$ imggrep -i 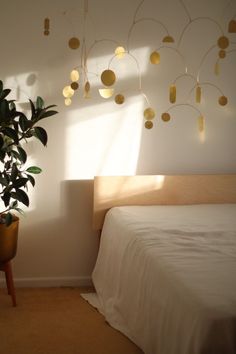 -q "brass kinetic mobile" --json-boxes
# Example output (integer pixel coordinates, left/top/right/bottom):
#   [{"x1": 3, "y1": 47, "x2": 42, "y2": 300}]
[{"x1": 43, "y1": 0, "x2": 236, "y2": 132}]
